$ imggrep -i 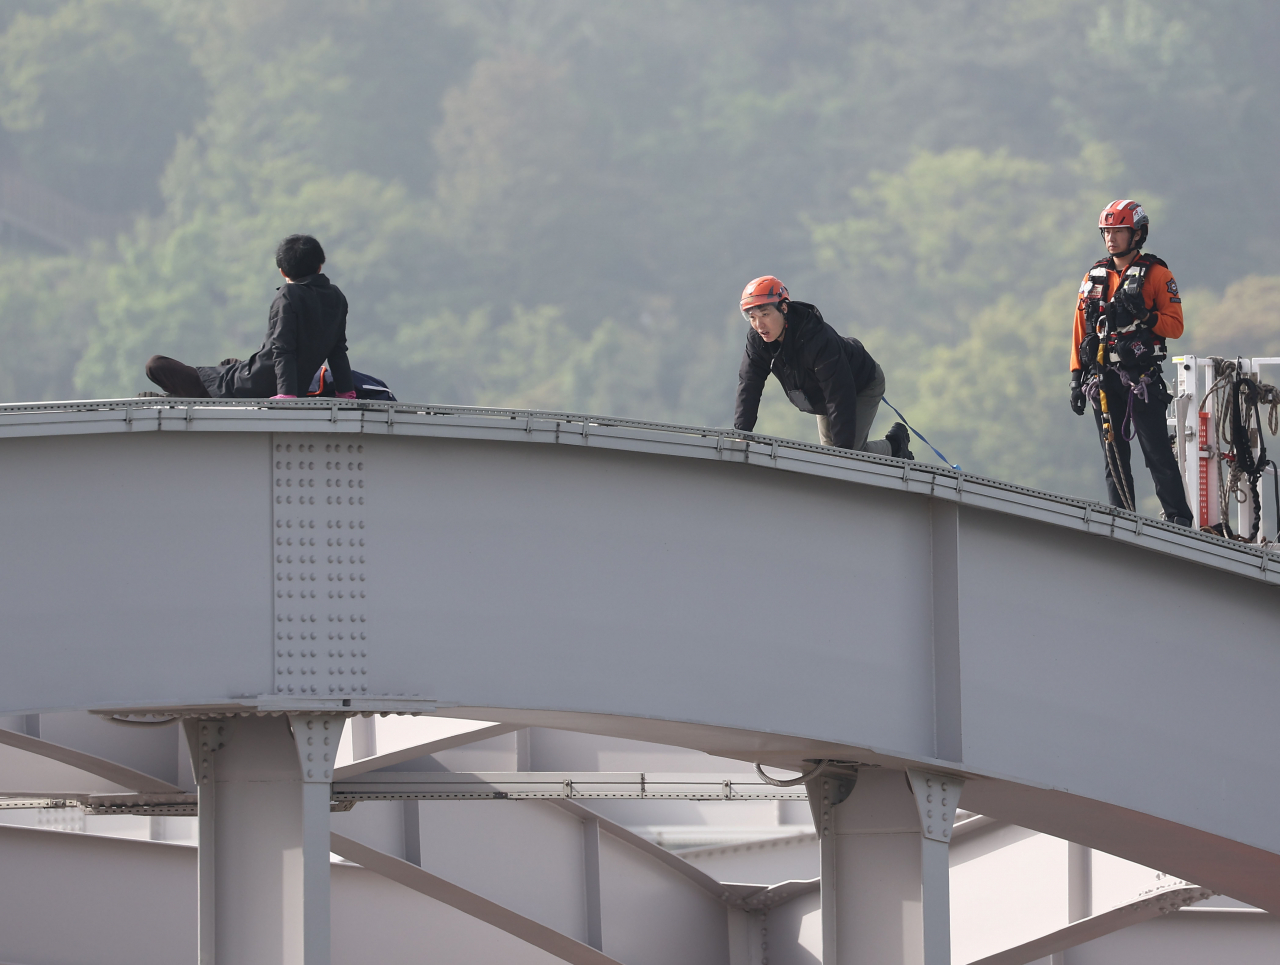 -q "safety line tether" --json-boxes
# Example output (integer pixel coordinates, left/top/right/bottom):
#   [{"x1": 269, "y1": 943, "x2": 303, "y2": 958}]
[{"x1": 881, "y1": 396, "x2": 961, "y2": 471}]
